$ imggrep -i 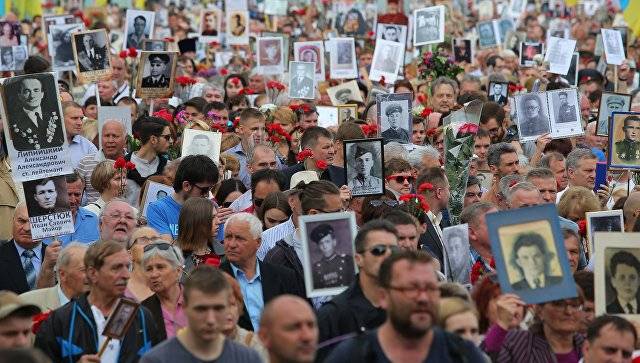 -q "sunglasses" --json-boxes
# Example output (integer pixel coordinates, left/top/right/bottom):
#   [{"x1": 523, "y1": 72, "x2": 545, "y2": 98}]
[
  {"x1": 143, "y1": 242, "x2": 181, "y2": 261},
  {"x1": 361, "y1": 244, "x2": 399, "y2": 256},
  {"x1": 369, "y1": 200, "x2": 399, "y2": 207},
  {"x1": 385, "y1": 175, "x2": 415, "y2": 184}
]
